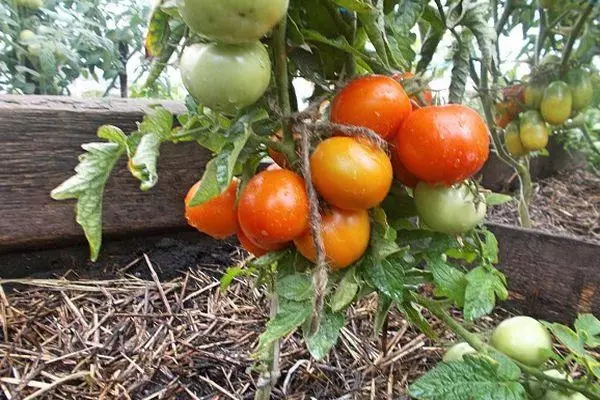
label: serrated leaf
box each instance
[385,0,425,68]
[39,45,57,75]
[276,274,313,301]
[410,356,527,400]
[138,106,174,138]
[331,266,359,312]
[220,265,254,292]
[463,267,508,321]
[486,192,513,206]
[370,210,404,260]
[332,0,373,13]
[574,314,600,348]
[304,307,345,360]
[366,257,405,304]
[481,230,499,264]
[51,128,126,261]
[543,322,586,356]
[256,299,312,360]
[449,30,471,104]
[428,256,467,307]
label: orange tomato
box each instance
[185,178,239,239]
[237,169,309,247]
[237,229,269,257]
[294,207,370,270]
[311,137,393,210]
[330,75,412,140]
[394,105,490,185]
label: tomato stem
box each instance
[254,284,281,400]
[414,294,600,400]
[560,2,594,77]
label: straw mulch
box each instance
[0,254,500,400]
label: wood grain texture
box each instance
[488,223,600,323]
[0,95,210,252]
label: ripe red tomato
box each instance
[311,137,393,210]
[185,179,239,239]
[294,207,370,270]
[391,151,419,188]
[393,72,433,109]
[330,75,412,140]
[394,105,490,185]
[237,169,309,247]
[237,229,269,257]
[494,84,525,128]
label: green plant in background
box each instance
[0,0,150,95]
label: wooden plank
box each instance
[0,95,211,252]
[488,223,600,323]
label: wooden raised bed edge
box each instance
[0,96,598,324]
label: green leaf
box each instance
[486,193,513,206]
[138,106,174,138]
[481,230,499,264]
[574,314,600,347]
[304,307,345,360]
[276,274,314,302]
[51,127,126,261]
[543,322,586,356]
[256,299,312,360]
[144,6,171,57]
[370,209,404,260]
[220,265,254,292]
[410,356,527,400]
[400,298,438,339]
[385,0,425,69]
[463,267,508,321]
[374,294,393,334]
[416,28,443,73]
[332,0,373,13]
[331,266,359,312]
[365,257,405,304]
[428,256,467,307]
[39,45,57,76]
[449,30,471,104]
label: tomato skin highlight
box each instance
[294,207,370,270]
[520,110,550,151]
[504,121,528,157]
[180,42,271,114]
[394,105,490,185]
[541,81,572,126]
[414,182,487,234]
[179,0,289,44]
[331,75,412,140]
[442,343,476,362]
[310,137,393,210]
[237,169,309,247]
[566,69,593,112]
[185,179,239,239]
[490,316,553,367]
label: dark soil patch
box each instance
[488,169,600,244]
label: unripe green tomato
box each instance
[544,390,588,400]
[28,43,41,57]
[523,83,545,109]
[442,342,476,362]
[17,0,43,9]
[505,120,528,157]
[490,316,553,367]
[566,69,593,112]
[19,29,36,43]
[527,369,568,398]
[180,0,289,44]
[520,110,549,151]
[179,42,271,114]
[414,182,487,235]
[541,81,572,125]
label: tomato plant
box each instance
[566,69,594,112]
[394,104,490,185]
[310,137,393,210]
[50,0,600,399]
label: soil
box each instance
[488,169,600,244]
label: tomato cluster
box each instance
[178,0,289,114]
[498,68,593,158]
[184,74,492,268]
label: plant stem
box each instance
[414,294,600,400]
[272,18,298,167]
[494,0,514,36]
[254,290,280,400]
[560,2,594,76]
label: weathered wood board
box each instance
[489,223,599,323]
[0,95,210,252]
